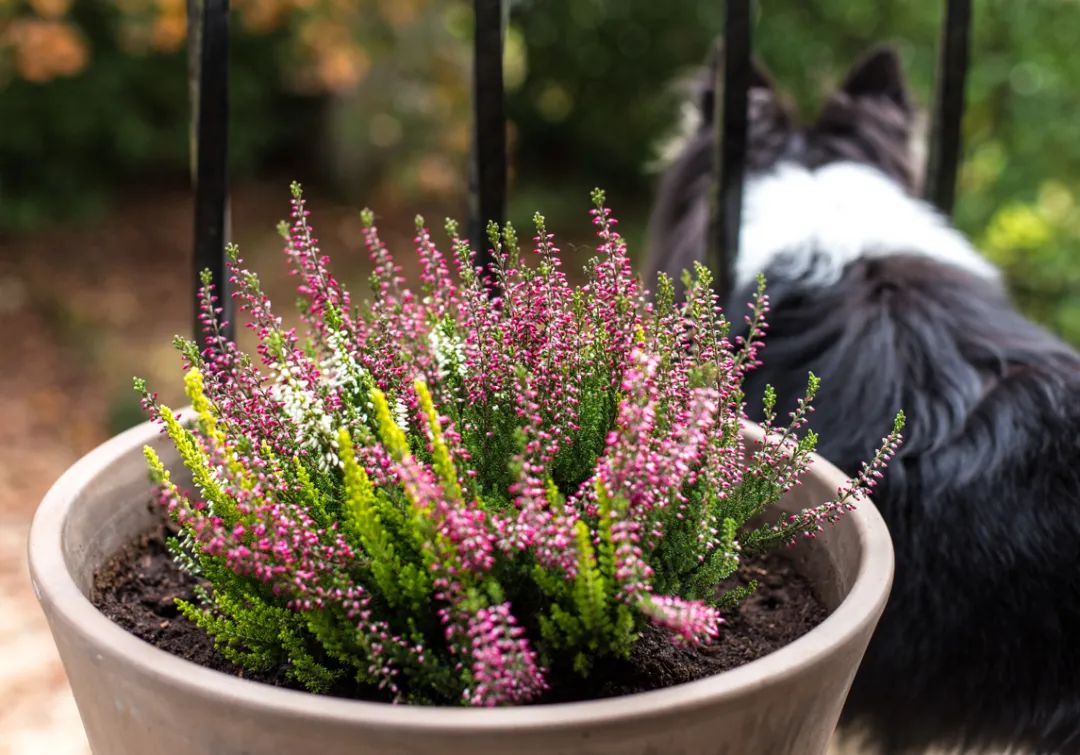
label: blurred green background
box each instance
[1,0,1077,345]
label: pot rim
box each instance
[29,415,893,733]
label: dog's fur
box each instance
[648,47,1080,753]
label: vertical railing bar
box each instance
[709,0,752,302]
[469,0,507,276]
[189,0,232,342]
[924,0,971,217]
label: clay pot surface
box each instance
[29,416,893,754]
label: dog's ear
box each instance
[697,49,793,170]
[745,57,795,170]
[698,47,786,125]
[837,46,912,113]
[815,45,916,188]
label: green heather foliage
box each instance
[136,185,903,705]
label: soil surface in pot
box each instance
[93,520,827,703]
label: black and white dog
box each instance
[648,47,1080,753]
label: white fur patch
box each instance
[736,161,1000,290]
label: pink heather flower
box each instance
[414,219,458,320]
[464,603,547,706]
[780,417,905,541]
[637,594,724,644]
[283,185,356,341]
[391,449,498,577]
[501,371,580,575]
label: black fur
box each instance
[734,258,1080,752]
[650,46,1080,753]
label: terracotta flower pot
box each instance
[29,416,893,754]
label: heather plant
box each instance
[135,183,903,706]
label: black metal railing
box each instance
[188,0,231,341]
[709,0,752,303]
[924,0,972,217]
[470,0,507,273]
[186,0,972,338]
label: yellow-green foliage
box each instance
[338,428,429,612]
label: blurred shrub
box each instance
[0,0,457,232]
[313,2,472,203]
[1,0,1076,342]
[980,182,1080,343]
[0,0,319,231]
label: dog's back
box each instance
[738,254,1080,752]
[649,48,1080,752]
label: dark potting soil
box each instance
[92,520,827,704]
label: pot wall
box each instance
[29,417,893,755]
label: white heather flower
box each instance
[393,396,410,432]
[323,330,366,393]
[270,371,339,472]
[429,326,466,380]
